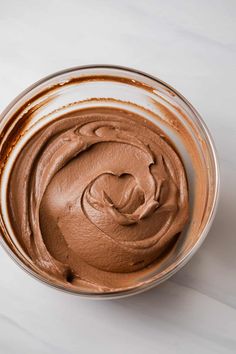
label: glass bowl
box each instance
[0,65,219,299]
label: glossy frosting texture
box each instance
[8,107,189,292]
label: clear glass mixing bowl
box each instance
[0,65,219,298]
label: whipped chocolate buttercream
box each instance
[8,107,188,292]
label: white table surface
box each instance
[0,1,236,353]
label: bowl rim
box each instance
[0,64,220,299]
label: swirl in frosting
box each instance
[8,107,188,292]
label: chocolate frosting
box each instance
[8,107,188,292]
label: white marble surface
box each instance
[0,1,236,353]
